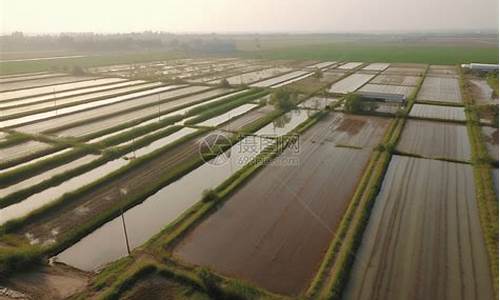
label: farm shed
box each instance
[462,63,499,73]
[355,91,406,104]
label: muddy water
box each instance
[173,113,390,296]
[254,109,313,137]
[196,104,258,127]
[0,128,199,225]
[55,136,273,271]
[397,120,471,161]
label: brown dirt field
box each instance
[397,119,471,161]
[344,155,494,300]
[173,113,390,296]
[2,264,88,300]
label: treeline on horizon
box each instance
[1,31,498,55]
[0,31,238,54]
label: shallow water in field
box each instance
[55,136,273,271]
[1,85,178,128]
[196,104,258,127]
[0,77,110,101]
[0,128,200,225]
[254,109,312,137]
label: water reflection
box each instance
[55,136,274,271]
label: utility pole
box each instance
[119,188,131,255]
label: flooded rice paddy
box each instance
[55,136,273,271]
[409,103,466,121]
[328,73,375,94]
[397,119,471,161]
[173,113,389,295]
[416,76,462,104]
[344,155,493,300]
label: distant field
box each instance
[0,52,184,75]
[235,38,499,64]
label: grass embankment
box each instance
[306,65,428,299]
[91,257,272,300]
[0,52,185,75]
[460,68,498,296]
[413,98,465,107]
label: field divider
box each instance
[414,99,465,107]
[460,66,498,296]
[392,149,471,165]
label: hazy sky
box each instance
[0,0,498,34]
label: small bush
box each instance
[270,88,297,111]
[344,93,379,113]
[72,65,86,76]
[201,189,219,203]
[219,78,231,88]
[314,68,323,79]
[0,247,42,276]
[395,108,407,118]
[198,268,222,298]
